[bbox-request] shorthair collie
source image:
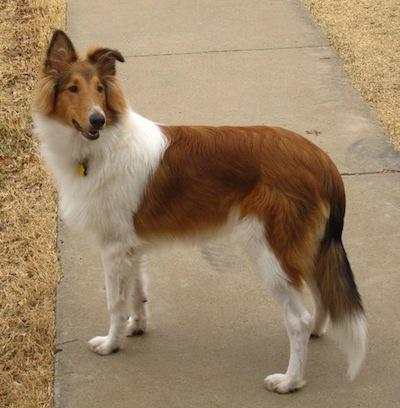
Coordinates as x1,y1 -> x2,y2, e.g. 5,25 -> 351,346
33,30 -> 366,393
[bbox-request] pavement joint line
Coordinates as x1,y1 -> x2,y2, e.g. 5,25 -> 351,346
340,169 -> 400,177
55,339 -> 79,347
123,44 -> 329,59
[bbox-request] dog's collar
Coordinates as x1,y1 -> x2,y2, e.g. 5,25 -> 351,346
77,159 -> 88,177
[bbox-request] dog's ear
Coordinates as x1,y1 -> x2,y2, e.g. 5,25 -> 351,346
87,48 -> 125,77
45,30 -> 77,73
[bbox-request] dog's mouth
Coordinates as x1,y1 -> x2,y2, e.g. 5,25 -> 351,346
72,119 -> 100,141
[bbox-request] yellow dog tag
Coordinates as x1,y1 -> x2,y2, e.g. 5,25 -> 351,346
77,162 -> 87,177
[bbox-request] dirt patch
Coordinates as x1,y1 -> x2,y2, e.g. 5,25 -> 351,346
303,0 -> 400,149
0,1 -> 65,407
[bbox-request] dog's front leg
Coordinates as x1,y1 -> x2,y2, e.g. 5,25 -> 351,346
88,244 -> 135,355
126,256 -> 148,336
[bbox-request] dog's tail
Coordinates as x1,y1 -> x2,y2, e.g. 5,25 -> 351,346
313,173 -> 367,380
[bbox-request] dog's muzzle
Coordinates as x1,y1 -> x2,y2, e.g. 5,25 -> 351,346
72,119 -> 100,141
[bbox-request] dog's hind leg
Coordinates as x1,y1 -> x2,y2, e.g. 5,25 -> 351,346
243,222 -> 312,393
307,279 -> 329,338
126,256 -> 148,336
262,281 -> 312,393
88,244 -> 136,355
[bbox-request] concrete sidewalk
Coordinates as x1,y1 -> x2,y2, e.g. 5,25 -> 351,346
55,1 -> 400,407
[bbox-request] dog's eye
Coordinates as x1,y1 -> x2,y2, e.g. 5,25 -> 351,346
68,85 -> 78,93
97,85 -> 104,93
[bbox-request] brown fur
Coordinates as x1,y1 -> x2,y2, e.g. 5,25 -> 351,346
313,179 -> 364,319
34,30 -> 126,129
134,125 -> 341,287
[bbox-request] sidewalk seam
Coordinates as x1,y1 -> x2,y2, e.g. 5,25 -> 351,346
123,44 -> 329,59
341,169 -> 400,177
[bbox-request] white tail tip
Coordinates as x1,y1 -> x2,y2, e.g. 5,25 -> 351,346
332,312 -> 367,380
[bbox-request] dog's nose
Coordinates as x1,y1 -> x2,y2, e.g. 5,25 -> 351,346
89,112 -> 105,129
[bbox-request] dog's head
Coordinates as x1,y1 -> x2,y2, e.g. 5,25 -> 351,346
35,30 -> 126,140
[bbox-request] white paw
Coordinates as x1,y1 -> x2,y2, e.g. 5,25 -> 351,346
311,315 -> 329,338
126,316 -> 147,337
311,322 -> 327,338
88,336 -> 120,355
310,328 -> 326,338
264,373 -> 305,394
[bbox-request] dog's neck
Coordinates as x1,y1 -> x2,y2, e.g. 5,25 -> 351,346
33,110 -> 168,186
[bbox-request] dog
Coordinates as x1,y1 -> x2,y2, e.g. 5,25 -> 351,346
33,30 -> 366,393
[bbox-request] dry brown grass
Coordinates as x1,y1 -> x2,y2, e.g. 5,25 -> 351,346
303,0 -> 400,149
0,1 -> 65,406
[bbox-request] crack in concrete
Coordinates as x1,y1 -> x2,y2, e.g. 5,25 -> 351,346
124,44 -> 328,59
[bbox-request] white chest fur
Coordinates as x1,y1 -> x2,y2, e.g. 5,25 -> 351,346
33,111 -> 168,244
